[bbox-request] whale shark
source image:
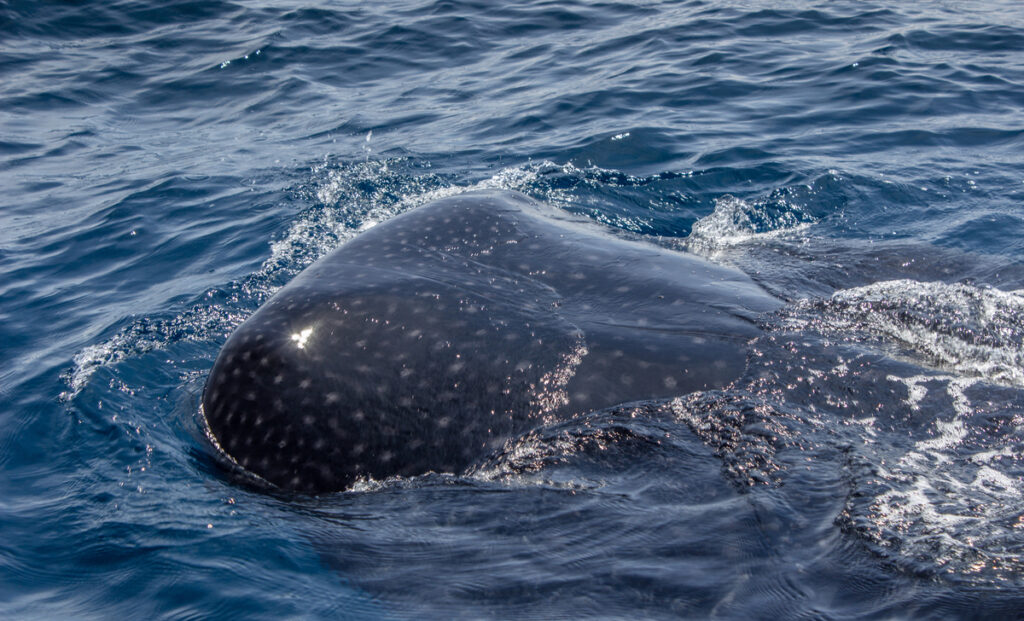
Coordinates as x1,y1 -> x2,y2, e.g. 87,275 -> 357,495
202,190 -> 781,493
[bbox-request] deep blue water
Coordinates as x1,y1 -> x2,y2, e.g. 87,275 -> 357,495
3,0 -> 1024,618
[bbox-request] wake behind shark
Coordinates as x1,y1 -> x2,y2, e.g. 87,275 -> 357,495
202,190 -> 781,493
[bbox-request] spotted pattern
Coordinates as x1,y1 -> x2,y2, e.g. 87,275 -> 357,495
202,190 -> 781,493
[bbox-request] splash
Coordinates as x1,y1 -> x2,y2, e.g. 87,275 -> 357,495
798,280 -> 1024,388
685,193 -> 813,255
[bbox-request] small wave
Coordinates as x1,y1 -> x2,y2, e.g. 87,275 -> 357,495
685,193 -> 813,255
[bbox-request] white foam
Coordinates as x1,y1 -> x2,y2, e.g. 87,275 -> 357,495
973,466 -> 1019,497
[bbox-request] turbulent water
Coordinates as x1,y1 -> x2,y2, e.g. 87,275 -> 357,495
3,0 -> 1024,618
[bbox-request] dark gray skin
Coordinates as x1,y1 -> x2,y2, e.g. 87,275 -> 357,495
203,190 -> 781,493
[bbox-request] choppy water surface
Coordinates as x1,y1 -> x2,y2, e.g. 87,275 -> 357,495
3,1 -> 1024,618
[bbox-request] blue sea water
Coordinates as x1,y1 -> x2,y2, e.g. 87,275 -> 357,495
3,0 -> 1024,618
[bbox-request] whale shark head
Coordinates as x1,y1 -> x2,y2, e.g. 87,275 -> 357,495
202,191 -> 780,493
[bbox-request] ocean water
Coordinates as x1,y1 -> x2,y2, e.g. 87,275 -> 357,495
2,0 -> 1024,618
